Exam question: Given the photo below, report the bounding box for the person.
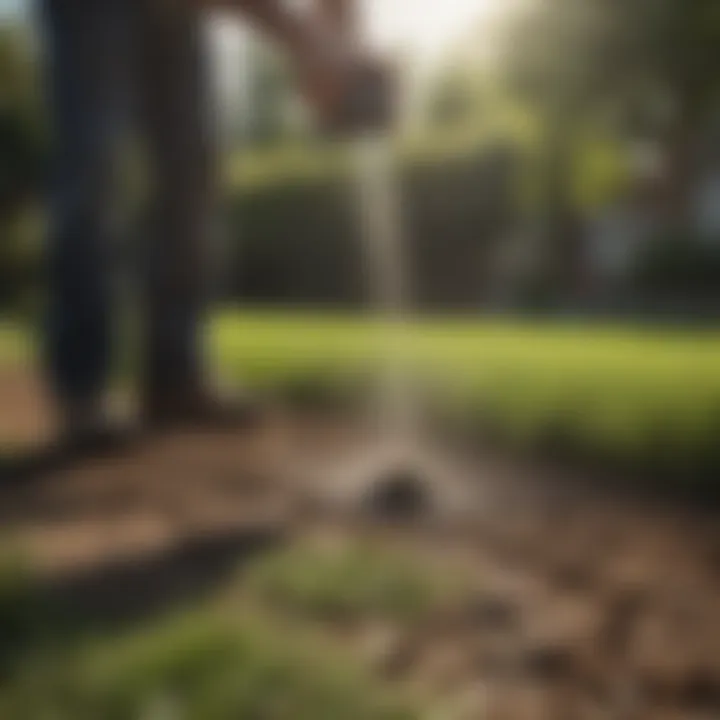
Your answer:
[40,0,365,455]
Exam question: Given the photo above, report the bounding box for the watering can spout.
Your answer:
[318,0,397,137]
[333,60,396,137]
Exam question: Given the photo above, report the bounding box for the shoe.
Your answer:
[143,388,265,432]
[59,419,138,460]
[56,400,139,463]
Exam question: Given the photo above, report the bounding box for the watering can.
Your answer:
[317,0,396,136]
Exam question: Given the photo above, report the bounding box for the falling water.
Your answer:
[351,135,418,453]
[315,27,473,515]
[338,135,475,520]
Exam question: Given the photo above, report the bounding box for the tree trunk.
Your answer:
[657,104,704,232]
[539,113,579,297]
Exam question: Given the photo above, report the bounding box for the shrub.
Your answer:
[632,231,720,299]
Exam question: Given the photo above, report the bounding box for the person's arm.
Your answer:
[197,0,358,121]
[196,0,387,132]
[197,0,329,56]
[316,0,357,40]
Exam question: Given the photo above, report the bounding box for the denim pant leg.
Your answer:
[135,3,215,399]
[40,0,130,405]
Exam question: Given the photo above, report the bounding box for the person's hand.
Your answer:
[296,46,394,133]
[294,35,356,129]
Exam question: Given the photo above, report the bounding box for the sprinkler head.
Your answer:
[362,462,433,521]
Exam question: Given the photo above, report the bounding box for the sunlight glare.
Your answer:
[365,0,497,59]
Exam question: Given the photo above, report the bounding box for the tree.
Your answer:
[502,0,720,226]
[0,26,44,214]
[424,64,484,129]
[0,26,45,306]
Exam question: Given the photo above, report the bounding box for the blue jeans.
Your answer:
[40,0,215,407]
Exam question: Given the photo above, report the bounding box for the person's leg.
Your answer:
[135,1,215,413]
[135,5,261,429]
[40,0,129,432]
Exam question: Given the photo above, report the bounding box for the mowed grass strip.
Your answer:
[3,311,720,478]
[0,320,30,367]
[214,311,720,479]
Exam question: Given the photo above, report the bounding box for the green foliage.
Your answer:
[424,64,487,130]
[0,205,43,307]
[225,142,518,308]
[501,0,720,131]
[494,0,720,255]
[0,27,46,309]
[0,27,45,211]
[633,232,720,297]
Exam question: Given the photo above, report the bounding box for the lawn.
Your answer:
[0,320,27,366]
[213,310,720,480]
[3,310,720,479]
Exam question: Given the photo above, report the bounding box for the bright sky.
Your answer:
[364,0,496,59]
[0,0,24,21]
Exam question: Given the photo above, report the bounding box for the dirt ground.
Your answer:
[2,367,720,719]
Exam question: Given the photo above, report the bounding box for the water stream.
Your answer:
[351,135,417,451]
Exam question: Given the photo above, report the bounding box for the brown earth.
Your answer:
[1,368,720,719]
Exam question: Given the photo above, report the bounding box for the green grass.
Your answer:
[0,320,29,366]
[0,613,417,720]
[0,545,47,679]
[3,309,720,479]
[0,542,428,720]
[243,537,471,623]
[0,536,479,718]
[212,310,720,480]
[0,535,476,719]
